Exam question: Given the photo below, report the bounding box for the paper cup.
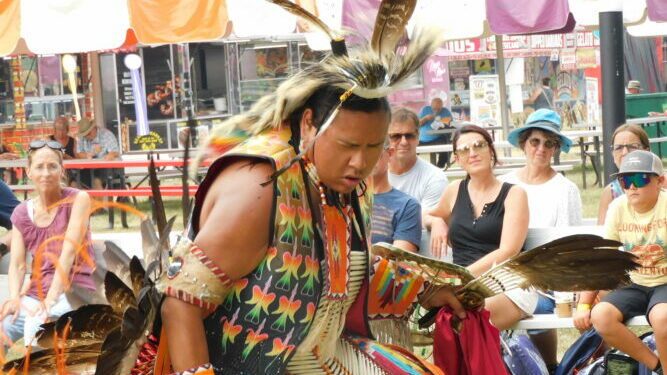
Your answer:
[556,301,573,318]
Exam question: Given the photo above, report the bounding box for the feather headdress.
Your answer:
[198,0,439,168]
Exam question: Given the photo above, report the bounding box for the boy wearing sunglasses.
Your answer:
[591,150,667,375]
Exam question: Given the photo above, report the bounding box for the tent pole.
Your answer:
[495,35,511,156]
[600,10,625,185]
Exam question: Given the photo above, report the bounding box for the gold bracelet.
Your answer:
[577,303,592,312]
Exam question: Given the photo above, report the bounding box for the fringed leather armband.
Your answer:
[156,239,232,311]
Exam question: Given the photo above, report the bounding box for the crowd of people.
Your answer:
[0,91,663,375]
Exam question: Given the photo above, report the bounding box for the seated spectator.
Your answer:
[387,108,448,258]
[598,124,667,224]
[500,109,583,373]
[626,80,642,95]
[0,143,20,185]
[427,124,534,330]
[74,118,120,190]
[371,143,421,252]
[0,144,19,161]
[0,180,19,257]
[590,150,666,375]
[418,97,453,168]
[0,140,95,349]
[50,117,77,159]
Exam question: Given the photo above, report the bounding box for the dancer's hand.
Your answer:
[422,287,466,320]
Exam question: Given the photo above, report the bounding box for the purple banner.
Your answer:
[485,0,570,35]
[423,55,451,108]
[647,0,667,22]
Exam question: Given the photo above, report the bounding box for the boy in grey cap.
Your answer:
[590,150,666,374]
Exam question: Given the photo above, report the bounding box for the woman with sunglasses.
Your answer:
[0,140,95,350]
[597,124,654,225]
[499,109,583,373]
[427,124,533,330]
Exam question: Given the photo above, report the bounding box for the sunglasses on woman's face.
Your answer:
[455,140,489,158]
[618,173,654,189]
[528,137,559,150]
[29,140,63,151]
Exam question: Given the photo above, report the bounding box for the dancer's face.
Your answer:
[302,108,390,194]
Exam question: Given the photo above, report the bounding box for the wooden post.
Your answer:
[11,57,25,129]
[81,53,94,120]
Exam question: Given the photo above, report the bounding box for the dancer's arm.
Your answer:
[162,159,274,372]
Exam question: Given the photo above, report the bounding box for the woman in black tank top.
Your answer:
[426,124,532,330]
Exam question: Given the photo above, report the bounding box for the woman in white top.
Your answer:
[500,109,583,373]
[500,109,583,227]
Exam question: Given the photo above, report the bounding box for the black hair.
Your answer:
[542,77,551,86]
[288,85,391,150]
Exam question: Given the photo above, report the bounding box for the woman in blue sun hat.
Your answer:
[498,109,583,373]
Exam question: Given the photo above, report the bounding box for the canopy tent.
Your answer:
[413,0,667,41]
[5,0,663,55]
[0,0,339,56]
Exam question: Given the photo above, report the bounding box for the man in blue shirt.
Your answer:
[418,97,453,168]
[0,180,19,256]
[371,143,421,252]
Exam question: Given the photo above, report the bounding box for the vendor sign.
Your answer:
[470,75,501,128]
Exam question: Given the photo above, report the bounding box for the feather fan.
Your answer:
[374,234,638,312]
[3,344,100,374]
[104,270,137,314]
[103,240,132,289]
[458,235,637,309]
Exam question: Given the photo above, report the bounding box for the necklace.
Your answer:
[301,155,357,300]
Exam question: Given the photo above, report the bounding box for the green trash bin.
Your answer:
[626,93,667,157]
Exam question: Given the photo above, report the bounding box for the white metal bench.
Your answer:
[513,313,648,330]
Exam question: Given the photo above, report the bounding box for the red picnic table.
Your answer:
[61,159,212,169]
[2,158,211,229]
[65,159,210,229]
